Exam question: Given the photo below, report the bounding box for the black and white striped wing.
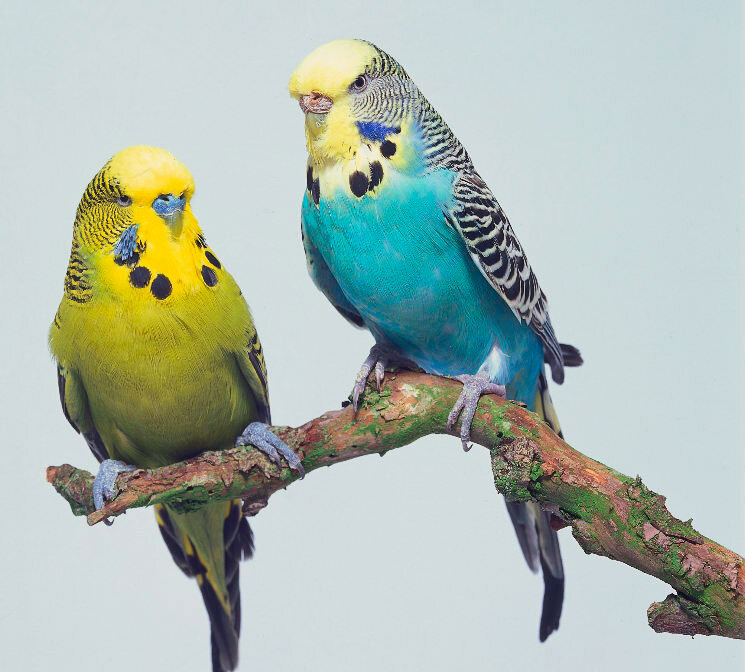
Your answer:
[447,172,565,384]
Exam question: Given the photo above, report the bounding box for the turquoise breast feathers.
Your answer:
[301,141,543,406]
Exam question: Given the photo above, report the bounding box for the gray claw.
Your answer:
[374,360,385,390]
[446,373,506,451]
[236,422,305,478]
[352,357,375,412]
[352,345,390,411]
[92,459,137,525]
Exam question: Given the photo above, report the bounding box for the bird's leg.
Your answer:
[352,343,421,411]
[92,459,137,525]
[446,372,506,451]
[351,345,423,411]
[235,422,305,478]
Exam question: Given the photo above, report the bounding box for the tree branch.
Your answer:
[46,371,745,640]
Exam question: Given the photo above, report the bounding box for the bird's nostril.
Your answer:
[157,194,171,202]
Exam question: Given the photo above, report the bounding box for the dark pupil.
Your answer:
[354,76,365,89]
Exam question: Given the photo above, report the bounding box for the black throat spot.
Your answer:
[368,161,384,191]
[204,250,221,269]
[202,265,218,287]
[114,250,140,267]
[311,177,320,205]
[129,266,151,288]
[349,171,369,198]
[150,274,172,300]
[380,140,397,158]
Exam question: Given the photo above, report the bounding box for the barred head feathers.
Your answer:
[63,146,196,302]
[290,39,469,170]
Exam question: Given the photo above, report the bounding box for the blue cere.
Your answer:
[152,193,185,218]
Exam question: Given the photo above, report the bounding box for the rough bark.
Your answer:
[46,371,744,640]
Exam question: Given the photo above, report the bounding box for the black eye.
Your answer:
[116,195,132,207]
[351,74,368,92]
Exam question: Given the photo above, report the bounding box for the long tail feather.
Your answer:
[538,526,565,642]
[156,501,253,671]
[505,371,565,641]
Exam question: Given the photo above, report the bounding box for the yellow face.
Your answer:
[289,40,379,162]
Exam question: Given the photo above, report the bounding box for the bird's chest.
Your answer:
[68,294,253,465]
[79,235,236,386]
[306,169,463,314]
[303,167,520,375]
[55,242,252,464]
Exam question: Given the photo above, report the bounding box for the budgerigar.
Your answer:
[289,40,581,640]
[49,146,303,671]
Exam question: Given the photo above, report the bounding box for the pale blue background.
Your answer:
[1,1,743,670]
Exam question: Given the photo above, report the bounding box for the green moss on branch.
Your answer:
[47,371,745,640]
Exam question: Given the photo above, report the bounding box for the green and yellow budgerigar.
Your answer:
[49,146,303,671]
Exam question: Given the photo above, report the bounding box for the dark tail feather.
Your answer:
[503,372,566,641]
[535,505,564,641]
[538,527,565,642]
[505,500,540,572]
[211,632,222,672]
[199,569,240,672]
[559,343,583,368]
[208,503,253,672]
[156,502,253,672]
[505,500,565,641]
[223,503,253,640]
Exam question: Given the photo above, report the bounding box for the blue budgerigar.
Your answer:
[289,40,582,640]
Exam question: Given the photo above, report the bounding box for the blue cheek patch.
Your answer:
[113,224,139,261]
[356,121,401,142]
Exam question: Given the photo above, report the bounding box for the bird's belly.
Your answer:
[69,304,255,467]
[352,251,494,375]
[306,188,540,383]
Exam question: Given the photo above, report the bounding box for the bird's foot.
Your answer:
[446,373,506,451]
[92,459,137,525]
[235,422,305,478]
[352,344,392,412]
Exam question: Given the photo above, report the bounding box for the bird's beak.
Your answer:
[298,92,333,115]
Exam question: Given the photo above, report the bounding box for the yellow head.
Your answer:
[64,146,216,304]
[74,145,196,245]
[289,40,415,162]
